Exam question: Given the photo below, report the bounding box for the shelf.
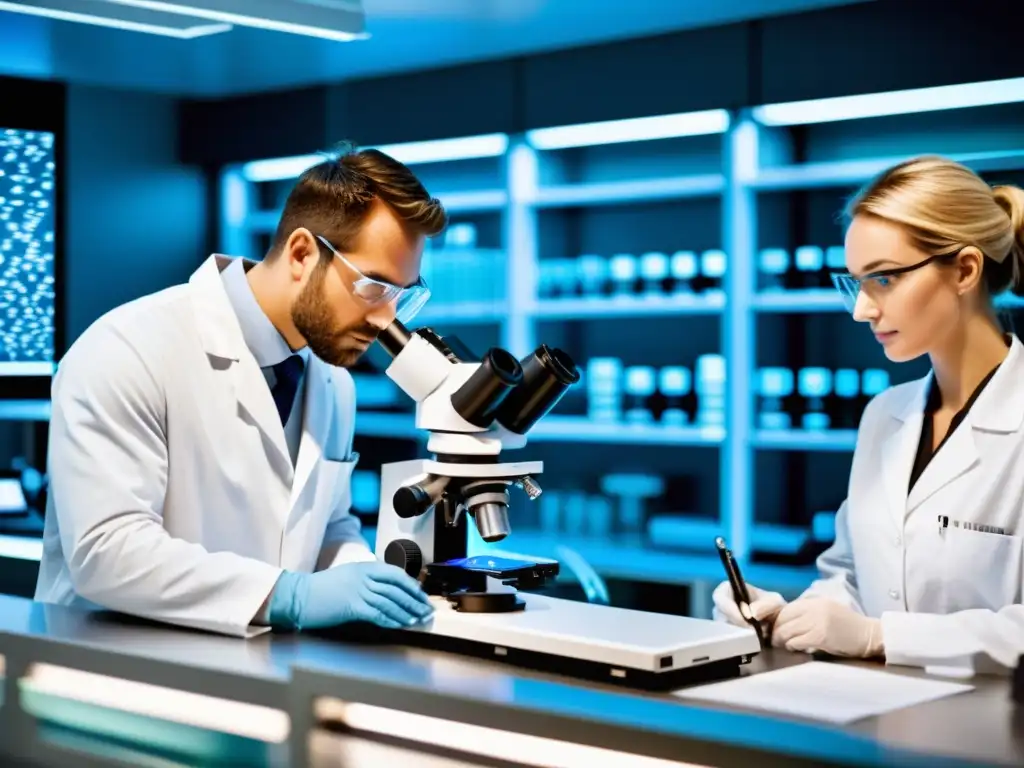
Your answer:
[490,530,818,593]
[531,174,724,208]
[417,302,507,324]
[753,289,1024,313]
[0,533,43,561]
[752,429,858,451]
[530,417,723,445]
[354,412,723,446]
[647,517,810,555]
[354,412,423,441]
[749,149,1024,192]
[0,400,51,422]
[530,292,724,319]
[752,289,844,312]
[435,189,508,213]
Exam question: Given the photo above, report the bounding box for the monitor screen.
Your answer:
[0,127,56,377]
[0,75,64,401]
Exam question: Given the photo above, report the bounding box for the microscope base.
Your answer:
[400,593,761,692]
[399,630,745,692]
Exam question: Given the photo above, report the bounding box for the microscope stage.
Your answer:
[402,593,761,690]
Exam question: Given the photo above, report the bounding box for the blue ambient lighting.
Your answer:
[0,0,231,38]
[526,109,730,150]
[241,133,510,183]
[101,0,366,41]
[752,77,1024,126]
[0,128,56,377]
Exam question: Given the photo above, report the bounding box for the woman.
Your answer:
[714,156,1024,674]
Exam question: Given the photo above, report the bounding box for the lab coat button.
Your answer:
[888,589,900,600]
[893,536,901,547]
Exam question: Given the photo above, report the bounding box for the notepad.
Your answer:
[673,662,974,724]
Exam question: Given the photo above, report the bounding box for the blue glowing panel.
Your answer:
[0,128,55,376]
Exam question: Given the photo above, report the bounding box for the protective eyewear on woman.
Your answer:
[830,249,960,314]
[316,235,431,324]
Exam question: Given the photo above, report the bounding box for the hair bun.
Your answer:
[993,184,1024,296]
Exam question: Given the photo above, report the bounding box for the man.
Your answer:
[35,148,446,637]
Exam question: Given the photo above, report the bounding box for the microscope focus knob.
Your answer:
[384,539,423,578]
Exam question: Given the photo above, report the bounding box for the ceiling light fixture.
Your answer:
[0,0,231,37]
[98,0,367,41]
[526,109,731,150]
[753,77,1024,126]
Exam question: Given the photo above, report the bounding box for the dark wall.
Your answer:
[66,84,206,342]
[179,0,1023,165]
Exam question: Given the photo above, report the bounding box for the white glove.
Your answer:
[711,580,787,630]
[772,597,883,658]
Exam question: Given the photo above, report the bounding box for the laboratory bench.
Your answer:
[0,593,1018,768]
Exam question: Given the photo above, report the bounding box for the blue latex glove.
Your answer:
[269,561,434,631]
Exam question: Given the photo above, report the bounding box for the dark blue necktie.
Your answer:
[270,354,305,426]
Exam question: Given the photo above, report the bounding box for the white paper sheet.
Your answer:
[673,662,974,724]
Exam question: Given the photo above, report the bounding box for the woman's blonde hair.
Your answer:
[845,155,1024,298]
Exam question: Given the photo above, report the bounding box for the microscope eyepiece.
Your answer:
[450,347,524,428]
[495,345,581,435]
[377,319,412,358]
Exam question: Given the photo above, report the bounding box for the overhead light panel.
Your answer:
[98,0,367,41]
[0,0,231,37]
[753,77,1024,126]
[241,133,509,183]
[526,109,730,150]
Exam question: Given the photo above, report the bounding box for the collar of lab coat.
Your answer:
[885,333,1024,434]
[188,255,340,493]
[188,254,253,362]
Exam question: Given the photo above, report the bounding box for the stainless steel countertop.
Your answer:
[0,594,1019,767]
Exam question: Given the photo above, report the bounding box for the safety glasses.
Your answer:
[829,250,959,314]
[316,235,431,324]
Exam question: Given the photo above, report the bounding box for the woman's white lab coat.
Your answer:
[34,255,374,637]
[802,334,1024,673]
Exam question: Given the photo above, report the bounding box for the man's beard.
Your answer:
[291,270,371,368]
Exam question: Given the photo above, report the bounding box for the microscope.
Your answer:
[372,320,761,690]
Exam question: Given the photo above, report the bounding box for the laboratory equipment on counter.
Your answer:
[586,357,622,423]
[696,354,726,428]
[623,365,657,424]
[794,245,825,289]
[577,254,608,297]
[670,250,698,293]
[699,249,727,296]
[860,368,890,414]
[798,367,832,431]
[640,251,669,296]
[609,253,637,296]
[371,319,760,690]
[601,473,664,534]
[658,366,691,425]
[758,248,789,292]
[825,245,846,273]
[756,367,795,430]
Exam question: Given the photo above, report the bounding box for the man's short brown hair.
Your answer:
[269,146,448,257]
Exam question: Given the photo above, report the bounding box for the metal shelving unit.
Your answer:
[215,75,1024,586]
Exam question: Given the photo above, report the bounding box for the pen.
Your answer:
[714,537,767,648]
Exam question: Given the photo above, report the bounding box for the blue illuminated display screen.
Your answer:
[0,127,56,376]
